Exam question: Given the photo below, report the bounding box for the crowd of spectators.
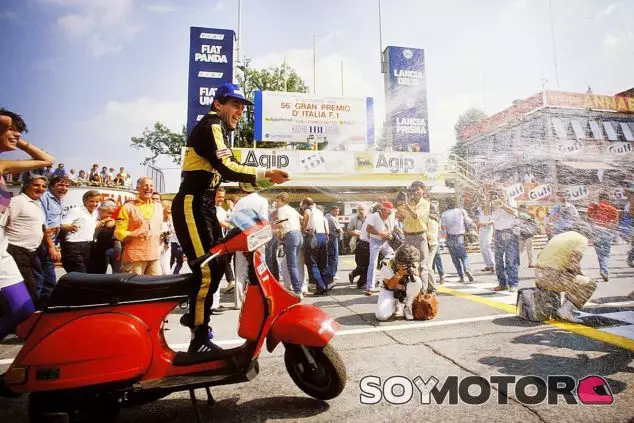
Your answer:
[2,162,133,189]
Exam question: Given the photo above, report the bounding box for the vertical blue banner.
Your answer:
[366,97,375,146]
[383,46,429,152]
[187,27,235,136]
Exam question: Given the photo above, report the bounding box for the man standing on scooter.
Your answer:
[172,83,289,354]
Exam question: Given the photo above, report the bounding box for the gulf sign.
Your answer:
[253,91,374,147]
[383,46,430,152]
[186,27,234,136]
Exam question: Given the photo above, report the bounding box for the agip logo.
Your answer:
[402,49,413,59]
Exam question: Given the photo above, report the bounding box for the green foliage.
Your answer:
[130,122,186,165]
[452,107,487,159]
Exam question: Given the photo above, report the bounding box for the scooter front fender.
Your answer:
[267,304,339,353]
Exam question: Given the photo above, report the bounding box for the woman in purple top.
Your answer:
[0,109,54,340]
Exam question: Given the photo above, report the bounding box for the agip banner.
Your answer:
[383,46,430,152]
[232,149,443,177]
[186,27,234,136]
[253,91,374,147]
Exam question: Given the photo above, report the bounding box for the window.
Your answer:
[603,121,618,141]
[571,119,587,139]
[619,122,634,141]
[551,117,569,139]
[589,120,603,139]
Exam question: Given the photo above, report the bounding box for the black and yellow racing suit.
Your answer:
[172,111,272,329]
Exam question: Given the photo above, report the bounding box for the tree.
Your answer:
[130,122,186,166]
[451,107,487,159]
[235,59,309,149]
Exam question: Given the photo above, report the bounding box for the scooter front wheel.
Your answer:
[284,343,346,401]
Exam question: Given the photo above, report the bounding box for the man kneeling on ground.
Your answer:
[375,244,425,321]
[534,227,597,323]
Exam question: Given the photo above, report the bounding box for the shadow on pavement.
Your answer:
[118,395,329,423]
[479,329,634,395]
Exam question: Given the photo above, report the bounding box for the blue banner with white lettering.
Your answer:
[187,27,234,136]
[383,46,429,152]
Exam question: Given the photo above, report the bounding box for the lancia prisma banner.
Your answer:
[383,46,430,152]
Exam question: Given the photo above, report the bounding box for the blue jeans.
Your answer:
[307,233,330,290]
[433,249,444,276]
[283,231,304,294]
[367,238,387,291]
[446,234,470,278]
[327,235,339,280]
[33,242,57,302]
[494,230,519,288]
[593,226,613,275]
[266,237,280,280]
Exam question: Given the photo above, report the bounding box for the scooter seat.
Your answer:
[46,273,193,310]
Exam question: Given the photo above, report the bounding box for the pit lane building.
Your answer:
[457,88,634,217]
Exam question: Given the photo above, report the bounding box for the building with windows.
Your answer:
[457,88,634,211]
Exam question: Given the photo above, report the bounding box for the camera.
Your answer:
[396,189,409,203]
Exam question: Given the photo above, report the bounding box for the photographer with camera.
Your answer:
[375,245,424,321]
[395,181,433,292]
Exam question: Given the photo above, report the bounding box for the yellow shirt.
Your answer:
[537,231,588,271]
[398,197,430,234]
[114,199,158,241]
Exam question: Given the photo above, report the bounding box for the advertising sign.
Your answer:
[383,46,430,152]
[253,91,373,147]
[186,27,234,136]
[232,149,443,177]
[562,185,589,202]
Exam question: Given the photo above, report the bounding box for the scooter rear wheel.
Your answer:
[284,343,346,401]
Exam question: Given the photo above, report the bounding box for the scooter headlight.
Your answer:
[247,225,272,251]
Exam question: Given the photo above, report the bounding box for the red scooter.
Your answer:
[0,209,346,422]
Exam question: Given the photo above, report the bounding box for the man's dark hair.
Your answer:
[394,244,420,269]
[211,97,229,112]
[0,108,28,133]
[446,198,457,210]
[49,175,71,187]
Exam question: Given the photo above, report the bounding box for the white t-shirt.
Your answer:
[360,219,370,242]
[62,206,97,243]
[276,204,302,235]
[306,206,327,234]
[492,196,518,231]
[233,193,269,220]
[6,193,44,251]
[365,211,388,240]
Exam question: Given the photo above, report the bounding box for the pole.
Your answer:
[237,0,242,68]
[378,0,383,69]
[548,0,559,89]
[312,34,316,94]
[340,60,344,96]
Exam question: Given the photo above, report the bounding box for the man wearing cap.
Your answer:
[364,201,396,296]
[172,82,289,354]
[396,181,433,291]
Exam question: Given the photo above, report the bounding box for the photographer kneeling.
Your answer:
[375,244,425,321]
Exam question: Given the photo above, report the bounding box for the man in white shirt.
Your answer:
[214,188,235,311]
[275,192,305,297]
[60,190,100,273]
[440,198,475,283]
[365,201,396,296]
[491,187,519,292]
[231,192,270,308]
[301,197,332,295]
[6,175,48,302]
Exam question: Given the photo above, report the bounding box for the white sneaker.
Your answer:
[556,299,582,323]
[404,306,414,320]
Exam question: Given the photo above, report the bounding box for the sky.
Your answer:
[1,0,632,192]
